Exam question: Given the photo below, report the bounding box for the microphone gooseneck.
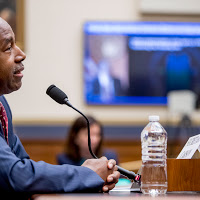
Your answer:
[46,84,141,183]
[46,84,97,159]
[67,105,98,160]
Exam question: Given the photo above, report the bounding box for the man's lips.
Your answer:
[13,66,24,77]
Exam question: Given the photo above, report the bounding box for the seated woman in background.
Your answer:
[57,115,119,166]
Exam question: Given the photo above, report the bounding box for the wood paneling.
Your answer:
[21,139,142,165]
[21,139,182,169]
[167,159,200,191]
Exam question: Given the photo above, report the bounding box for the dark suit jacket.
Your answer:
[0,96,104,194]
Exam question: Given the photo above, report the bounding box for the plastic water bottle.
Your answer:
[141,115,168,195]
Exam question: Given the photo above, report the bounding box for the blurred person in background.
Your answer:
[57,115,119,166]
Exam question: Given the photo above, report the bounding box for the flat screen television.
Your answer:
[83,21,200,105]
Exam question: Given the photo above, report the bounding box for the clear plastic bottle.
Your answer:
[141,115,168,195]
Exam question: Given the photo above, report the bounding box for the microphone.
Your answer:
[46,84,141,183]
[46,84,72,107]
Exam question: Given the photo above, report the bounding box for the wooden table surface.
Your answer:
[33,191,200,200]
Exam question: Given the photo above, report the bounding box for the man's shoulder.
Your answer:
[0,95,6,103]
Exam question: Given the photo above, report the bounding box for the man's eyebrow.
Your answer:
[1,37,14,48]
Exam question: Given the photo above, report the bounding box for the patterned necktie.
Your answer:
[0,102,8,144]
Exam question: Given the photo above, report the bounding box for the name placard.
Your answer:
[177,134,200,159]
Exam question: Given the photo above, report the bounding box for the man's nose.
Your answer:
[15,45,26,63]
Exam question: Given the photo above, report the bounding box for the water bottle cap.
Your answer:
[149,115,160,122]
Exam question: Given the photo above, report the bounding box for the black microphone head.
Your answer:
[46,84,68,104]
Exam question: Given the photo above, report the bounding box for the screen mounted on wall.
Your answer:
[83,21,200,105]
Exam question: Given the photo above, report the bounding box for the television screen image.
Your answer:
[83,22,200,105]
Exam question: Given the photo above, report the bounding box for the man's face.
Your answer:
[0,18,26,95]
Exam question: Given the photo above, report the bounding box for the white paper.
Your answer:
[177,134,200,159]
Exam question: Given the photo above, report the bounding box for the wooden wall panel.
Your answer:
[21,140,142,165]
[21,139,180,166]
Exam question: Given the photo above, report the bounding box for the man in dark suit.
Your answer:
[0,17,120,196]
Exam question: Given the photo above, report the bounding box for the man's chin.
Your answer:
[13,83,22,92]
[5,83,22,94]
